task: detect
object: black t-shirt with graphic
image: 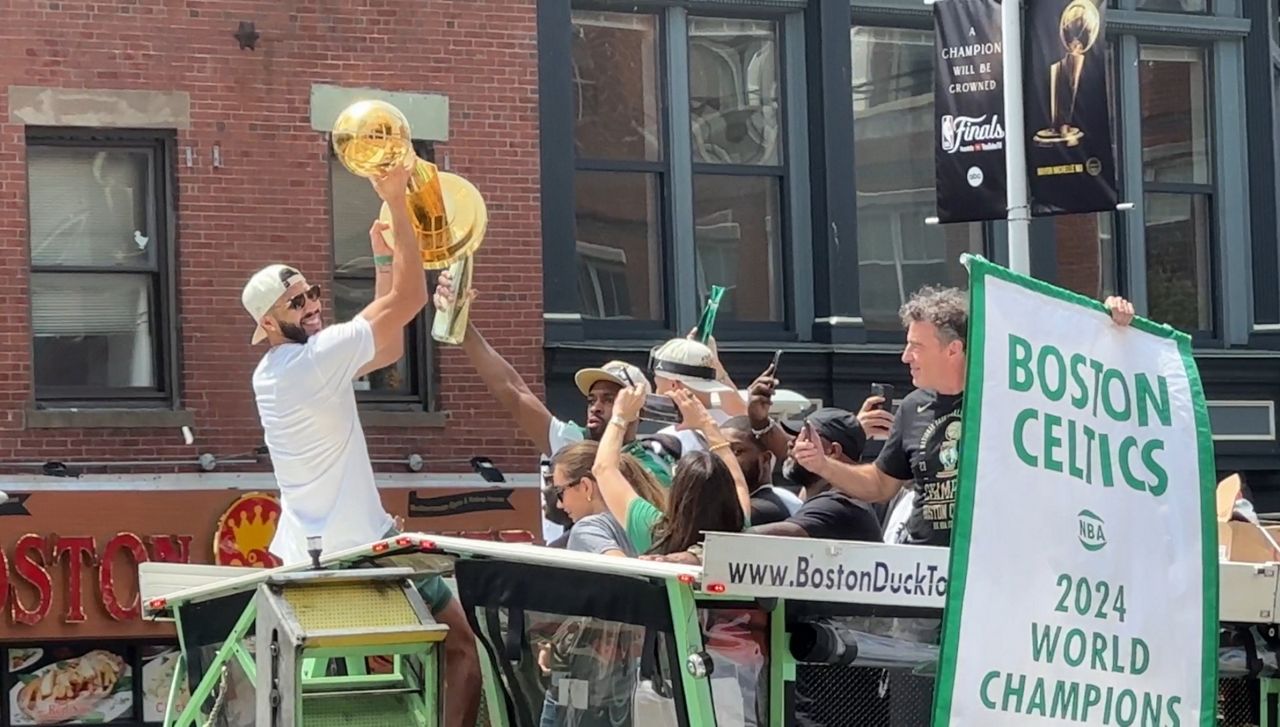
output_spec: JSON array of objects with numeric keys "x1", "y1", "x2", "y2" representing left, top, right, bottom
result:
[{"x1": 874, "y1": 388, "x2": 964, "y2": 547}]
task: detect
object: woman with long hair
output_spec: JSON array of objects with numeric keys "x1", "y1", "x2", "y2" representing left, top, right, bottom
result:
[
  {"x1": 535, "y1": 442, "x2": 668, "y2": 727},
  {"x1": 593, "y1": 385, "x2": 751, "y2": 555},
  {"x1": 597, "y1": 386, "x2": 775, "y2": 726}
]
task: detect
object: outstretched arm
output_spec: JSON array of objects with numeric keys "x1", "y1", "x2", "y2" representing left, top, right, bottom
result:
[
  {"x1": 593, "y1": 385, "x2": 646, "y2": 525},
  {"x1": 793, "y1": 425, "x2": 907, "y2": 504},
  {"x1": 434, "y1": 270, "x2": 555, "y2": 452},
  {"x1": 745, "y1": 364, "x2": 792, "y2": 460},
  {"x1": 356, "y1": 163, "x2": 431, "y2": 356},
  {"x1": 357, "y1": 219, "x2": 404, "y2": 377},
  {"x1": 671, "y1": 388, "x2": 751, "y2": 520}
]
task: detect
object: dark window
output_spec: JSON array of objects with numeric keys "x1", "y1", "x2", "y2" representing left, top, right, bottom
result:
[
  {"x1": 573, "y1": 169, "x2": 664, "y2": 320},
  {"x1": 850, "y1": 26, "x2": 983, "y2": 332},
  {"x1": 1138, "y1": 44, "x2": 1215, "y2": 335},
  {"x1": 572, "y1": 10, "x2": 668, "y2": 324},
  {"x1": 27, "y1": 131, "x2": 176, "y2": 404},
  {"x1": 328, "y1": 142, "x2": 435, "y2": 404},
  {"x1": 569, "y1": 10, "x2": 793, "y2": 330},
  {"x1": 690, "y1": 17, "x2": 786, "y2": 324},
  {"x1": 1135, "y1": 0, "x2": 1210, "y2": 13}
]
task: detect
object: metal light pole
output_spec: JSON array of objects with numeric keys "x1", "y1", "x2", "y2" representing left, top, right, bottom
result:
[{"x1": 1001, "y1": 0, "x2": 1032, "y2": 275}]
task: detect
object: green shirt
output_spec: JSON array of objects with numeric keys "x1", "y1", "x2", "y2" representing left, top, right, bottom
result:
[
  {"x1": 552, "y1": 419, "x2": 676, "y2": 487},
  {"x1": 624, "y1": 497, "x2": 751, "y2": 555},
  {"x1": 622, "y1": 438, "x2": 676, "y2": 488},
  {"x1": 625, "y1": 498, "x2": 664, "y2": 554}
]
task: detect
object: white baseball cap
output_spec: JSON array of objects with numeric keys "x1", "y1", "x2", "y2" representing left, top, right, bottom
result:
[
  {"x1": 650, "y1": 338, "x2": 732, "y2": 394},
  {"x1": 574, "y1": 360, "x2": 651, "y2": 397},
  {"x1": 241, "y1": 264, "x2": 307, "y2": 344}
]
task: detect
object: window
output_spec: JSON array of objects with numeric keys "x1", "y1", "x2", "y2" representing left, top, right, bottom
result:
[
  {"x1": 690, "y1": 17, "x2": 786, "y2": 323},
  {"x1": 568, "y1": 9, "x2": 795, "y2": 331},
  {"x1": 27, "y1": 132, "x2": 175, "y2": 403},
  {"x1": 1053, "y1": 213, "x2": 1119, "y2": 299},
  {"x1": 1135, "y1": 0, "x2": 1209, "y2": 12},
  {"x1": 329, "y1": 143, "x2": 433, "y2": 402},
  {"x1": 1138, "y1": 45, "x2": 1215, "y2": 334},
  {"x1": 851, "y1": 26, "x2": 983, "y2": 331},
  {"x1": 572, "y1": 11, "x2": 667, "y2": 323}
]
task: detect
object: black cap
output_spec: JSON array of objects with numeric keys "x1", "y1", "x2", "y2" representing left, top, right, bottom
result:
[{"x1": 781, "y1": 408, "x2": 867, "y2": 460}]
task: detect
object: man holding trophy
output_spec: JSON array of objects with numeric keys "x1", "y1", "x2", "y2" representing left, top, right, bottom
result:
[{"x1": 241, "y1": 101, "x2": 483, "y2": 727}]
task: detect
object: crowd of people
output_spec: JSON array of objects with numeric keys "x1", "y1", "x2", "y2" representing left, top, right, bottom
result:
[
  {"x1": 442, "y1": 268, "x2": 1134, "y2": 560},
  {"x1": 238, "y1": 163, "x2": 1138, "y2": 726}
]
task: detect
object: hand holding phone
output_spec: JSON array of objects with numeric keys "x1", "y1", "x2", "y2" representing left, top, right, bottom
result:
[
  {"x1": 862, "y1": 384, "x2": 896, "y2": 440},
  {"x1": 869, "y1": 383, "x2": 895, "y2": 411}
]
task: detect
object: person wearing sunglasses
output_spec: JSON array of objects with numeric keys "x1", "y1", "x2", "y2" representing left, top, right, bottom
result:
[
  {"x1": 535, "y1": 440, "x2": 666, "y2": 727},
  {"x1": 239, "y1": 161, "x2": 480, "y2": 727}
]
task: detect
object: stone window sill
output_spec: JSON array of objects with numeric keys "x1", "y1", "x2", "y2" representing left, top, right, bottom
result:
[
  {"x1": 25, "y1": 407, "x2": 195, "y2": 430},
  {"x1": 357, "y1": 408, "x2": 448, "y2": 428}
]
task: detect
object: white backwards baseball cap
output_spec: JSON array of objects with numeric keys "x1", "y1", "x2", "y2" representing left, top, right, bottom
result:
[
  {"x1": 242, "y1": 264, "x2": 306, "y2": 344},
  {"x1": 649, "y1": 338, "x2": 732, "y2": 394}
]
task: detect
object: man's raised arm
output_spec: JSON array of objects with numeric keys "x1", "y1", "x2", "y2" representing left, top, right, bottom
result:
[
  {"x1": 357, "y1": 219, "x2": 404, "y2": 377},
  {"x1": 792, "y1": 425, "x2": 907, "y2": 504},
  {"x1": 357, "y1": 163, "x2": 430, "y2": 355},
  {"x1": 434, "y1": 270, "x2": 554, "y2": 453}
]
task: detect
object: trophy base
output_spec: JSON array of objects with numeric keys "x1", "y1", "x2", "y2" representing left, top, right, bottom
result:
[
  {"x1": 1033, "y1": 126, "x2": 1085, "y2": 148},
  {"x1": 431, "y1": 254, "x2": 474, "y2": 345}
]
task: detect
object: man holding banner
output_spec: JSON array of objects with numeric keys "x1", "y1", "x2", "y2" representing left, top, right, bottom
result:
[
  {"x1": 930, "y1": 256, "x2": 1217, "y2": 726},
  {"x1": 792, "y1": 286, "x2": 1133, "y2": 548}
]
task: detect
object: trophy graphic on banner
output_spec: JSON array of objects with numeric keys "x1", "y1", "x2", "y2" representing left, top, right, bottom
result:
[{"x1": 1033, "y1": 0, "x2": 1102, "y2": 148}]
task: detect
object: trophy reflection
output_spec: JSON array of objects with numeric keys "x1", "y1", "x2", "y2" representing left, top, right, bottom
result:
[{"x1": 1034, "y1": 0, "x2": 1102, "y2": 148}]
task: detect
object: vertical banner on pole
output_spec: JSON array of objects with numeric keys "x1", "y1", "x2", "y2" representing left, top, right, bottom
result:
[
  {"x1": 932, "y1": 254, "x2": 1218, "y2": 727},
  {"x1": 1023, "y1": 0, "x2": 1118, "y2": 216},
  {"x1": 933, "y1": 0, "x2": 1008, "y2": 223}
]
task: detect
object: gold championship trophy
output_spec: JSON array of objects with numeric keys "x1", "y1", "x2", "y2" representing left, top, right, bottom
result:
[
  {"x1": 331, "y1": 99, "x2": 486, "y2": 344},
  {"x1": 1033, "y1": 0, "x2": 1101, "y2": 148}
]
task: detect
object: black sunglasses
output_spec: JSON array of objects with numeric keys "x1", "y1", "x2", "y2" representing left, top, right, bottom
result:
[
  {"x1": 548, "y1": 474, "x2": 595, "y2": 502},
  {"x1": 284, "y1": 284, "x2": 322, "y2": 311}
]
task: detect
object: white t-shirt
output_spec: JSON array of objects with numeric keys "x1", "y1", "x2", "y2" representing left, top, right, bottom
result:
[
  {"x1": 771, "y1": 485, "x2": 804, "y2": 515},
  {"x1": 882, "y1": 489, "x2": 917, "y2": 545},
  {"x1": 253, "y1": 316, "x2": 393, "y2": 565},
  {"x1": 547, "y1": 416, "x2": 585, "y2": 457}
]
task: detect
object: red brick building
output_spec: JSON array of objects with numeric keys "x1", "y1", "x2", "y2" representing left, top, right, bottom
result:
[
  {"x1": 0, "y1": 2, "x2": 545, "y2": 708},
  {"x1": 0, "y1": 1, "x2": 544, "y2": 472}
]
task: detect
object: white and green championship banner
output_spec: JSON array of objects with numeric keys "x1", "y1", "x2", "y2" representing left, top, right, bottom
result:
[{"x1": 933, "y1": 255, "x2": 1217, "y2": 727}]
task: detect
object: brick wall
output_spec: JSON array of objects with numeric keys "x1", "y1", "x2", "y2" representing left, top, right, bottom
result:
[{"x1": 0, "y1": 1, "x2": 543, "y2": 475}]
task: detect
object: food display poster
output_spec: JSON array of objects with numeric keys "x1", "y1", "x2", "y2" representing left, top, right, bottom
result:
[{"x1": 3, "y1": 643, "x2": 194, "y2": 726}]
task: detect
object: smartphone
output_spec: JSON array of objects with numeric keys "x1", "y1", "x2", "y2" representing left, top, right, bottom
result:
[
  {"x1": 801, "y1": 420, "x2": 816, "y2": 442},
  {"x1": 770, "y1": 349, "x2": 784, "y2": 374},
  {"x1": 640, "y1": 394, "x2": 684, "y2": 425},
  {"x1": 870, "y1": 383, "x2": 895, "y2": 411}
]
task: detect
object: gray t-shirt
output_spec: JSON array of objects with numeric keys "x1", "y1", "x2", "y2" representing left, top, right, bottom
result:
[{"x1": 566, "y1": 512, "x2": 637, "y2": 557}]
